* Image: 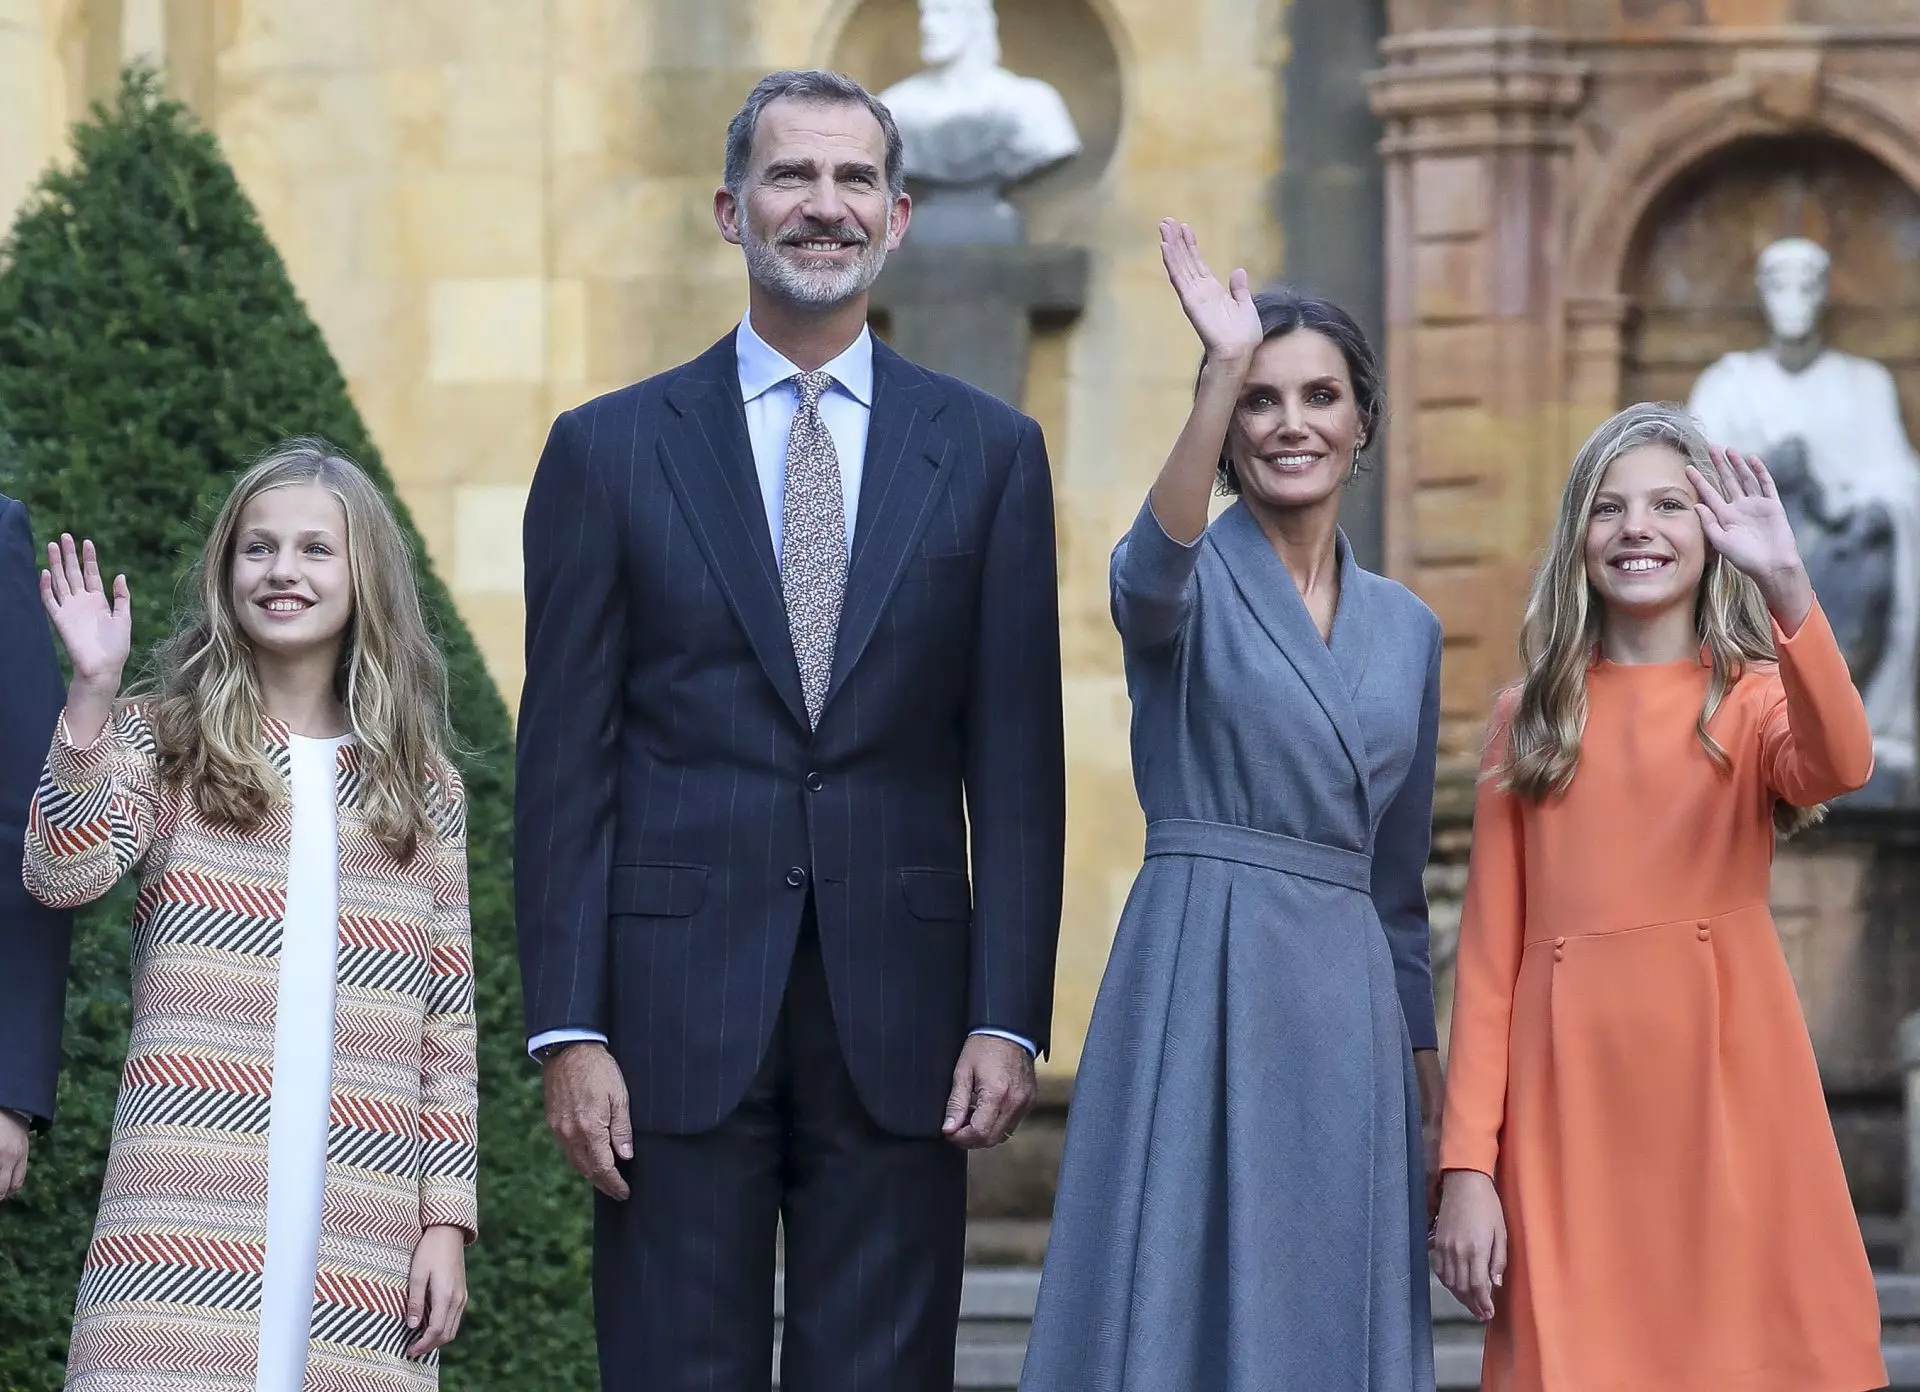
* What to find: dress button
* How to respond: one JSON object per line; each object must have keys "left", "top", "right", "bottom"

{"left": 1553, "top": 948, "right": 1565, "bottom": 962}
{"left": 1554, "top": 937, "right": 1567, "bottom": 949}
{"left": 1698, "top": 926, "right": 1711, "bottom": 942}
{"left": 786, "top": 867, "right": 808, "bottom": 889}
{"left": 805, "top": 772, "right": 824, "bottom": 792}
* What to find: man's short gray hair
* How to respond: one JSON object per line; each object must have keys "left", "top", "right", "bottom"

{"left": 723, "top": 70, "right": 906, "bottom": 201}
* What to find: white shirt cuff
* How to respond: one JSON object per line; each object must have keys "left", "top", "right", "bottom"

{"left": 527, "top": 1027, "right": 608, "bottom": 1059}
{"left": 969, "top": 1027, "right": 1036, "bottom": 1056}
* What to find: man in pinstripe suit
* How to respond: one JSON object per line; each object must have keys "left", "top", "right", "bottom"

{"left": 515, "top": 69, "right": 1066, "bottom": 1391}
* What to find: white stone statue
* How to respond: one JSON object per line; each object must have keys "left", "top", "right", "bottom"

{"left": 1689, "top": 237, "right": 1920, "bottom": 794}
{"left": 878, "top": 0, "right": 1082, "bottom": 188}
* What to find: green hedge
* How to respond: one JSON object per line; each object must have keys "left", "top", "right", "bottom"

{"left": 0, "top": 71, "right": 595, "bottom": 1390}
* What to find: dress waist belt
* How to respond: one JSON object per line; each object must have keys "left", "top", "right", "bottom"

{"left": 1144, "top": 818, "right": 1373, "bottom": 893}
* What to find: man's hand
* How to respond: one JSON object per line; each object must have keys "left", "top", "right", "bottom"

{"left": 0, "top": 1110, "right": 28, "bottom": 1201}
{"left": 542, "top": 1043, "right": 633, "bottom": 1200}
{"left": 942, "top": 1035, "right": 1035, "bottom": 1149}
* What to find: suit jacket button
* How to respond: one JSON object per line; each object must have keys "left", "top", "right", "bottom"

{"left": 806, "top": 772, "right": 824, "bottom": 792}
{"left": 786, "top": 867, "right": 808, "bottom": 889}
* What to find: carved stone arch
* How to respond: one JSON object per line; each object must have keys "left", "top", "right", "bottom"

{"left": 1569, "top": 77, "right": 1920, "bottom": 302}
{"left": 1562, "top": 73, "right": 1920, "bottom": 434}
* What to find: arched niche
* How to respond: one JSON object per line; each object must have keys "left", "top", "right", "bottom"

{"left": 1562, "top": 75, "right": 1920, "bottom": 437}
{"left": 1620, "top": 134, "right": 1920, "bottom": 427}
{"left": 821, "top": 0, "right": 1124, "bottom": 245}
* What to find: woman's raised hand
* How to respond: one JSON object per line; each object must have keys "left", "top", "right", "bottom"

{"left": 1686, "top": 446, "right": 1816, "bottom": 632}
{"left": 1687, "top": 448, "right": 1801, "bottom": 578}
{"left": 41, "top": 534, "right": 131, "bottom": 690}
{"left": 1159, "top": 219, "right": 1263, "bottom": 366}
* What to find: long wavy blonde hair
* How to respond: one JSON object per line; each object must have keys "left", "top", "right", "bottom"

{"left": 1498, "top": 401, "right": 1821, "bottom": 835}
{"left": 146, "top": 438, "right": 453, "bottom": 860}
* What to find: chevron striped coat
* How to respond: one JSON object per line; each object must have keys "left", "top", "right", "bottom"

{"left": 23, "top": 704, "right": 478, "bottom": 1392}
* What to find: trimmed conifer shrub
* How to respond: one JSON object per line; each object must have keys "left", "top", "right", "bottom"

{"left": 0, "top": 70, "right": 595, "bottom": 1390}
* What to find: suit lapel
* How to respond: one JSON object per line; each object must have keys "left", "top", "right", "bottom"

{"left": 1209, "top": 503, "right": 1374, "bottom": 823}
{"left": 823, "top": 343, "right": 951, "bottom": 710}
{"left": 658, "top": 333, "right": 810, "bottom": 729}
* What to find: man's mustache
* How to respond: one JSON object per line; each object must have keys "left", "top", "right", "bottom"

{"left": 777, "top": 222, "right": 870, "bottom": 248}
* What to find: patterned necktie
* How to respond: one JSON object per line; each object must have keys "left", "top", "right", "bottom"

{"left": 781, "top": 369, "right": 848, "bottom": 728}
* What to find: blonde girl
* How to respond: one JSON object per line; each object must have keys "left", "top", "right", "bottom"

{"left": 1429, "top": 403, "right": 1884, "bottom": 1390}
{"left": 26, "top": 439, "right": 477, "bottom": 1392}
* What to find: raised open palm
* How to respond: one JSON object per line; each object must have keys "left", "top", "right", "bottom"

{"left": 41, "top": 534, "right": 132, "bottom": 687}
{"left": 1160, "top": 219, "right": 1263, "bottom": 362}
{"left": 1686, "top": 448, "right": 1803, "bottom": 582}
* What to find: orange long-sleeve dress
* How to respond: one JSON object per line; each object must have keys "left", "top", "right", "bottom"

{"left": 1441, "top": 600, "right": 1887, "bottom": 1392}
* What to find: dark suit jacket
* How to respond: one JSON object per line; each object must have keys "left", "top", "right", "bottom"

{"left": 515, "top": 332, "right": 1065, "bottom": 1137}
{"left": 0, "top": 493, "right": 72, "bottom": 1125}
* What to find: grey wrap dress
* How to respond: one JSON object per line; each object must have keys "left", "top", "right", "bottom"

{"left": 1019, "top": 499, "right": 1443, "bottom": 1391}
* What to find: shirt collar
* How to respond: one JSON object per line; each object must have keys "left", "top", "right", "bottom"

{"left": 735, "top": 311, "right": 874, "bottom": 409}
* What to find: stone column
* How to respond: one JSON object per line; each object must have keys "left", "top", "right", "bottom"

{"left": 1900, "top": 1010, "right": 1920, "bottom": 1269}
{"left": 1368, "top": 28, "right": 1586, "bottom": 755}
{"left": 1563, "top": 293, "right": 1631, "bottom": 458}
{"left": 1279, "top": 0, "right": 1389, "bottom": 573}
{"left": 869, "top": 242, "right": 1088, "bottom": 410}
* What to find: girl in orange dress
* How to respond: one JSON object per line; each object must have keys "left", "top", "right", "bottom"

{"left": 1430, "top": 401, "right": 1887, "bottom": 1391}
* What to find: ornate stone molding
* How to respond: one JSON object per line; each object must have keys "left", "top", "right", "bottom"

{"left": 1566, "top": 66, "right": 1920, "bottom": 302}
{"left": 1367, "top": 27, "right": 1589, "bottom": 156}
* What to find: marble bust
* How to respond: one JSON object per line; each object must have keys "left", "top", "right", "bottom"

{"left": 878, "top": 0, "right": 1082, "bottom": 189}
{"left": 1688, "top": 237, "right": 1920, "bottom": 799}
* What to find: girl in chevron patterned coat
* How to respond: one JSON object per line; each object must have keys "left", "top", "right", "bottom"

{"left": 24, "top": 438, "right": 478, "bottom": 1392}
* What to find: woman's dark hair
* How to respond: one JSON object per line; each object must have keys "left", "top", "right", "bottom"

{"left": 1200, "top": 287, "right": 1386, "bottom": 496}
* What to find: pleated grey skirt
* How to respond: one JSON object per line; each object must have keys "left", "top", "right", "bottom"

{"left": 1019, "top": 820, "right": 1435, "bottom": 1392}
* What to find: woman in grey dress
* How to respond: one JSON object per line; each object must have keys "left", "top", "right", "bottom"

{"left": 1019, "top": 222, "right": 1444, "bottom": 1391}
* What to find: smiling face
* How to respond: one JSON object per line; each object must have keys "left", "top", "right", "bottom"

{"left": 1583, "top": 443, "right": 1707, "bottom": 622}
{"left": 1224, "top": 328, "right": 1365, "bottom": 515}
{"left": 717, "top": 96, "right": 908, "bottom": 310}
{"left": 229, "top": 482, "right": 354, "bottom": 664}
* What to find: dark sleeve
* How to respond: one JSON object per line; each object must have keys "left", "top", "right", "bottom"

{"left": 514, "top": 410, "right": 629, "bottom": 1040}
{"left": 0, "top": 496, "right": 73, "bottom": 1125}
{"left": 962, "top": 417, "right": 1066, "bottom": 1054}
{"left": 1369, "top": 616, "right": 1441, "bottom": 1051}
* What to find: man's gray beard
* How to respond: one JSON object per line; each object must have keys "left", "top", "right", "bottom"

{"left": 743, "top": 227, "right": 890, "bottom": 308}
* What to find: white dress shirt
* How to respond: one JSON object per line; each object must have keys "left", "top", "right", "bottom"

{"left": 528, "top": 314, "right": 1033, "bottom": 1061}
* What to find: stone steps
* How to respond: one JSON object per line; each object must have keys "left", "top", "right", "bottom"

{"left": 770, "top": 1268, "right": 1920, "bottom": 1389}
